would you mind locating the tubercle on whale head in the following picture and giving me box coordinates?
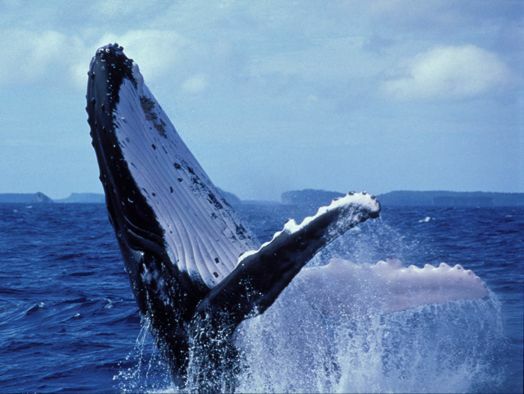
[96,42,125,56]
[92,43,130,68]
[87,44,136,107]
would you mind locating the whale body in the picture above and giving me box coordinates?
[86,44,382,388]
[86,44,488,390]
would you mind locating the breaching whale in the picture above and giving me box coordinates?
[86,44,488,390]
[86,43,380,388]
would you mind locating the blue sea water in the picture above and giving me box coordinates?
[0,203,522,393]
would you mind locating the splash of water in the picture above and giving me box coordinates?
[235,289,503,393]
[113,318,171,393]
[115,221,506,393]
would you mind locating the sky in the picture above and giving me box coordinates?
[0,0,522,201]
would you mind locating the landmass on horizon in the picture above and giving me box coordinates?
[1,189,523,207]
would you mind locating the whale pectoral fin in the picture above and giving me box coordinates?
[295,259,489,316]
[196,193,381,326]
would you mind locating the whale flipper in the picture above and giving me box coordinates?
[294,259,488,316]
[86,44,380,385]
[196,193,380,326]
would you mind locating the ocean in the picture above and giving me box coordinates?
[0,203,522,393]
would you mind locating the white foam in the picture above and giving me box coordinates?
[116,259,499,393]
[234,259,500,393]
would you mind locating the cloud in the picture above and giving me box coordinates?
[0,30,71,85]
[181,74,208,94]
[70,30,190,88]
[382,45,513,100]
[248,36,382,83]
[89,0,153,18]
[98,30,188,76]
[0,28,192,89]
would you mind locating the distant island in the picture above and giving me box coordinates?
[0,192,52,204]
[53,190,241,206]
[283,189,524,208]
[378,190,524,207]
[1,189,522,207]
[281,189,344,206]
[54,193,106,204]
[216,188,242,206]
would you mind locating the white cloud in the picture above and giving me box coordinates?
[69,30,190,88]
[0,28,192,89]
[382,45,513,100]
[248,36,382,83]
[0,30,71,85]
[90,0,152,18]
[181,74,208,94]
[0,23,195,90]
[97,30,188,77]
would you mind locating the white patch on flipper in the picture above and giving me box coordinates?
[113,65,258,288]
[295,259,489,314]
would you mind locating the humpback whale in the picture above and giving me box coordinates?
[86,44,489,390]
[86,43,380,388]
